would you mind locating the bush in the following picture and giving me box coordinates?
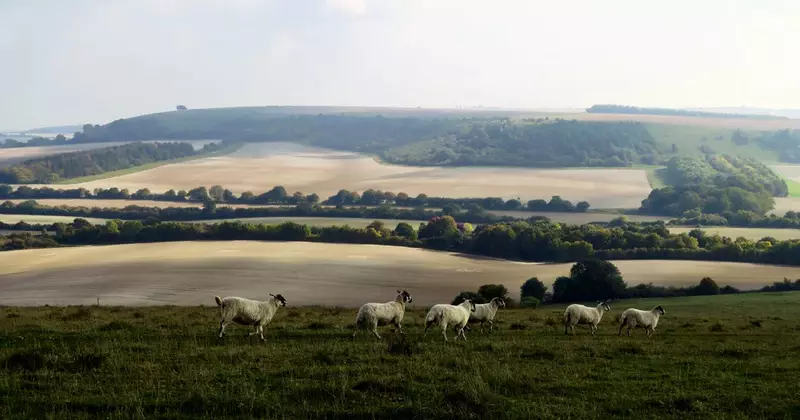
[519,297,540,309]
[452,291,486,305]
[695,277,720,295]
[477,284,509,300]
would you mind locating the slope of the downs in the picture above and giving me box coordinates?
[0,241,797,306]
[46,142,653,208]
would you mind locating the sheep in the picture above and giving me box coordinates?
[424,299,477,341]
[215,294,287,341]
[352,290,412,340]
[618,306,666,337]
[563,300,611,336]
[466,297,506,333]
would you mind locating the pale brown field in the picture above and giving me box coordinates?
[670,226,800,241]
[18,142,653,209]
[0,241,796,306]
[770,197,800,215]
[0,140,218,168]
[551,112,800,130]
[0,214,108,224]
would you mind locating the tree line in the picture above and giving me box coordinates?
[0,142,224,184]
[1,135,70,148]
[0,184,591,213]
[585,104,787,120]
[3,215,800,268]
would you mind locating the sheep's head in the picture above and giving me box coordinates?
[598,300,611,311]
[460,299,477,312]
[396,290,412,303]
[270,294,287,307]
[654,305,665,315]
[492,297,506,308]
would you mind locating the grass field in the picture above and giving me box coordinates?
[1,242,799,307]
[669,226,800,241]
[771,197,800,215]
[19,142,653,209]
[556,112,800,130]
[1,292,800,418]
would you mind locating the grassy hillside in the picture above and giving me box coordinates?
[2,292,800,418]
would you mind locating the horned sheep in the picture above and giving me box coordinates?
[215,294,287,341]
[563,300,611,336]
[618,306,666,337]
[424,299,477,341]
[352,290,412,340]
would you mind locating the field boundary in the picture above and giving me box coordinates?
[52,142,244,185]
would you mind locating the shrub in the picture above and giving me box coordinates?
[519,297,540,309]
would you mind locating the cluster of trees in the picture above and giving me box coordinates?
[585,105,786,120]
[760,278,800,292]
[452,284,513,306]
[549,260,740,302]
[756,130,800,162]
[640,154,786,217]
[0,142,223,184]
[4,216,800,268]
[324,189,589,213]
[1,135,70,148]
[384,120,662,167]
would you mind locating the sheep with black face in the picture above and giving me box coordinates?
[352,290,412,340]
[215,294,287,341]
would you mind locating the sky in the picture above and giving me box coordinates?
[1,0,798,129]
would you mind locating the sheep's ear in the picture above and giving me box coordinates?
[397,289,401,293]
[269,293,275,297]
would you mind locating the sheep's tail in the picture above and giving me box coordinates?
[214,296,223,307]
[563,310,570,325]
[426,310,441,325]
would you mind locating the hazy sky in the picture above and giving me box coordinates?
[1,0,798,129]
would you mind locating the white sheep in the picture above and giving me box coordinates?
[424,299,477,341]
[466,297,506,333]
[563,300,611,336]
[618,306,666,337]
[352,290,412,340]
[214,294,287,341]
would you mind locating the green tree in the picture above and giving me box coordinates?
[209,185,225,202]
[478,284,509,300]
[695,277,720,295]
[394,222,417,240]
[521,277,547,301]
[552,260,626,302]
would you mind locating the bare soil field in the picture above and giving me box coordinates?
[18,142,653,209]
[552,112,800,130]
[0,241,796,307]
[770,197,800,215]
[0,140,219,168]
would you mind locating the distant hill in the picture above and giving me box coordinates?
[689,107,800,120]
[22,125,83,135]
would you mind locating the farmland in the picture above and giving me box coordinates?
[669,226,800,241]
[1,241,799,307]
[15,142,653,209]
[2,292,800,418]
[0,140,218,169]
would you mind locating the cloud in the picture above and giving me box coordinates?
[325,0,367,15]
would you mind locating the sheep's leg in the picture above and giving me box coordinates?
[259,325,266,342]
[393,320,404,335]
[646,327,652,338]
[488,320,494,332]
[370,320,381,340]
[218,321,229,338]
[564,324,569,335]
[459,327,467,341]
[441,323,449,341]
[618,321,627,336]
[248,325,260,337]
[590,324,596,336]
[626,326,632,337]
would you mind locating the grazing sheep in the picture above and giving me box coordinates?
[467,297,506,333]
[352,290,412,340]
[215,294,287,341]
[563,300,611,336]
[424,299,477,341]
[618,306,666,337]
